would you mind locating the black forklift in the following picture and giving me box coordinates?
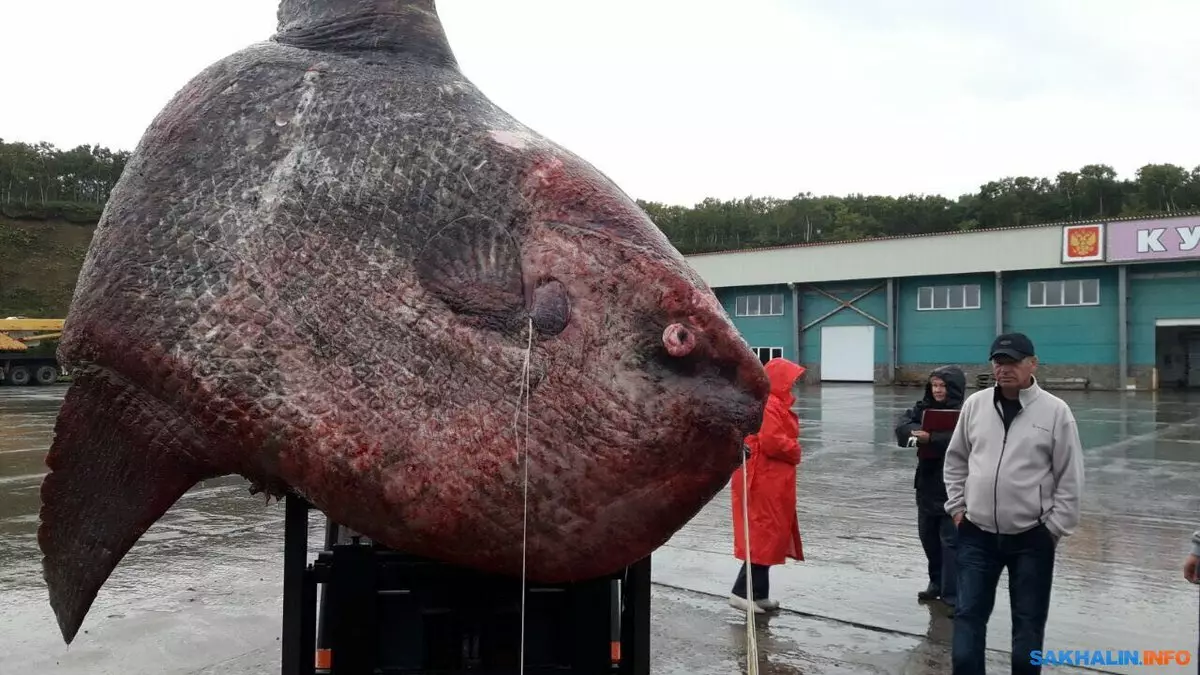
[279,493,652,675]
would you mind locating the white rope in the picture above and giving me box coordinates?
[740,444,760,675]
[514,318,534,675]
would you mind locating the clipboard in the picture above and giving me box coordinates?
[921,408,960,432]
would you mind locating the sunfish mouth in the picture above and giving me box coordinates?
[695,385,767,440]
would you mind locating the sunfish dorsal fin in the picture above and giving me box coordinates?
[274,0,457,66]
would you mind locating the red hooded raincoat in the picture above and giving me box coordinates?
[732,358,805,565]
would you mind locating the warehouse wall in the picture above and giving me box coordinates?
[992,267,1119,388]
[716,260,1200,390]
[896,273,996,365]
[1129,262,1200,364]
[1002,267,1119,365]
[797,281,889,382]
[1128,261,1200,389]
[896,267,1120,387]
[716,284,797,363]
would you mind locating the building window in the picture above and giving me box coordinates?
[751,347,783,365]
[1027,279,1100,307]
[917,284,981,311]
[735,293,785,317]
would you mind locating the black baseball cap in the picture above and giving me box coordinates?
[990,333,1035,361]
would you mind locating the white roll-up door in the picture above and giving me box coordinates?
[819,325,876,382]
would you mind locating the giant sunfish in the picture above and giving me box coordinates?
[39,0,770,643]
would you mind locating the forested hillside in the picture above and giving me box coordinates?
[0,139,128,224]
[641,164,1200,253]
[3,137,1200,315]
[5,138,1200,252]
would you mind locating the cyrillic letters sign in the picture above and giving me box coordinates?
[1105,215,1200,262]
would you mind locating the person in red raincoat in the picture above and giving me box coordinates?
[729,357,805,614]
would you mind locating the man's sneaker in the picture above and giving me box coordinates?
[756,598,781,612]
[917,583,940,601]
[728,595,766,613]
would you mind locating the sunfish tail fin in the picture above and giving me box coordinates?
[38,367,215,644]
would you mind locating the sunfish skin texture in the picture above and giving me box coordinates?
[39,0,771,644]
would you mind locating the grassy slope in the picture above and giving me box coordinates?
[0,218,95,318]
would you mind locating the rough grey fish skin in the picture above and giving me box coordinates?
[38,0,770,644]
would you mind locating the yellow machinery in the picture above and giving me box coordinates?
[0,317,66,385]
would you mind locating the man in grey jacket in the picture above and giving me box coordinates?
[943,332,1085,675]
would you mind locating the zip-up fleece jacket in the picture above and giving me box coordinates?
[943,377,1085,539]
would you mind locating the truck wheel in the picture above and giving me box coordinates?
[8,366,31,386]
[34,365,58,385]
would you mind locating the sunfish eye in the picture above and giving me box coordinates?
[530,278,570,336]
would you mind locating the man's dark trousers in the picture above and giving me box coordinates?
[952,518,1056,674]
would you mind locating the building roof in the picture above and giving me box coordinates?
[681,210,1200,288]
[684,209,1200,258]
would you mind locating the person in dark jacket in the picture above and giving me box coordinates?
[894,365,966,612]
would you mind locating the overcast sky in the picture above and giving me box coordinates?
[5,0,1200,206]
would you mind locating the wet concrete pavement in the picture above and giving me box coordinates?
[661,384,1200,674]
[1,383,1196,674]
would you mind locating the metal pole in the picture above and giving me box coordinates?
[886,277,896,383]
[1118,265,1129,389]
[281,494,311,675]
[314,520,340,673]
[994,271,1004,336]
[790,282,800,364]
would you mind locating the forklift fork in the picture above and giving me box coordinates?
[279,492,651,675]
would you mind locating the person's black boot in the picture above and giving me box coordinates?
[917,582,940,601]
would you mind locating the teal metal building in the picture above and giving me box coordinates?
[684,212,1200,390]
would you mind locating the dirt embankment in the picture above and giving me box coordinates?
[0,218,95,318]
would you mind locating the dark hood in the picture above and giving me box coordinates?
[924,365,966,408]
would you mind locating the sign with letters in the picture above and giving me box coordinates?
[1104,215,1200,262]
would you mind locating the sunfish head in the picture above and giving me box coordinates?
[400,124,773,579]
[502,144,773,445]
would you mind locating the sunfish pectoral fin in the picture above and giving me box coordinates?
[38,367,216,644]
[414,215,528,331]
